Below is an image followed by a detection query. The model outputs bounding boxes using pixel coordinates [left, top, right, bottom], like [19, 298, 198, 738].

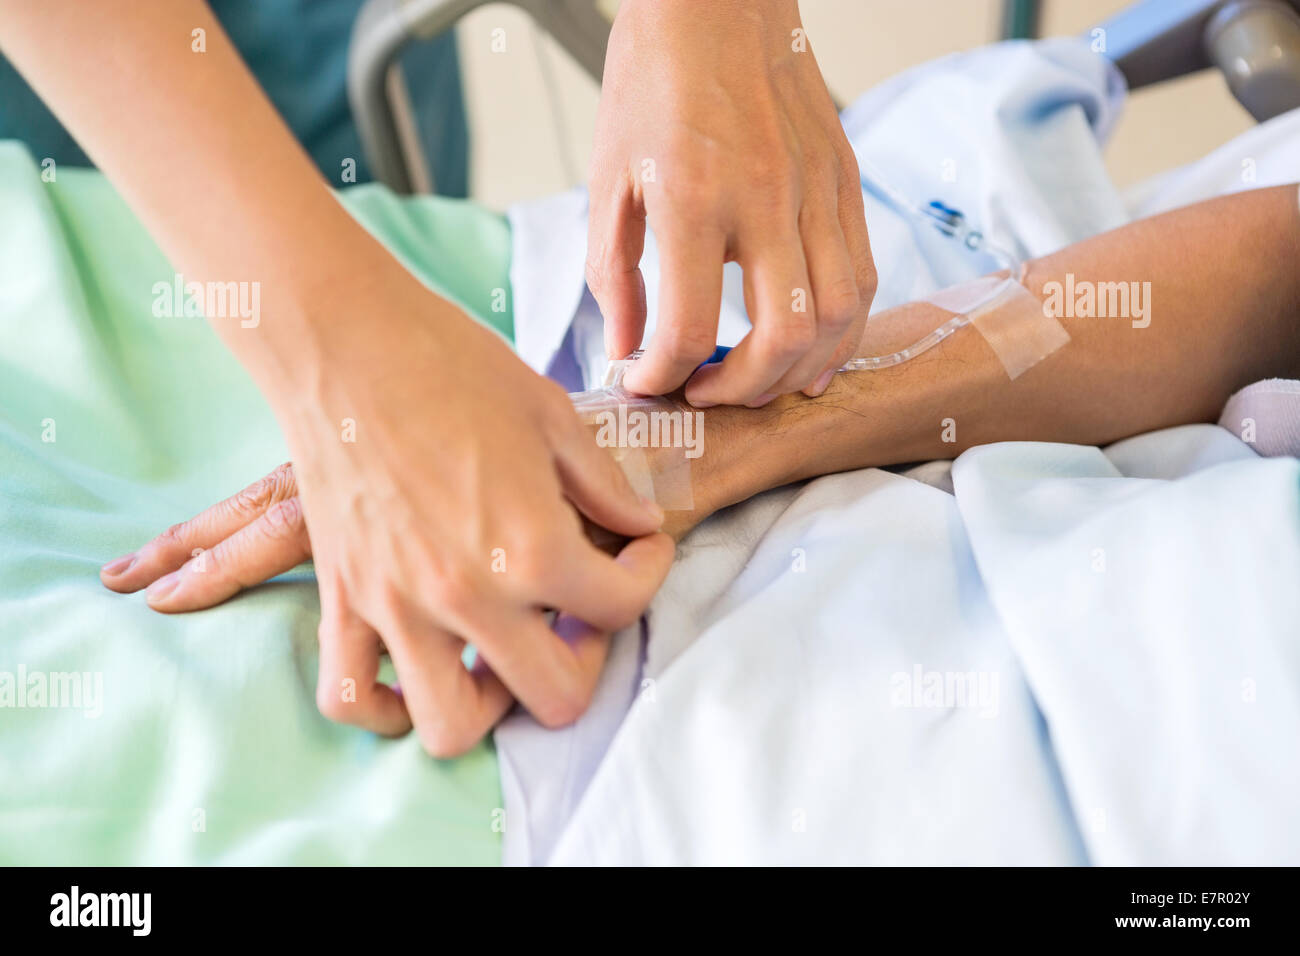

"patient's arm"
[705, 183, 1300, 506]
[105, 183, 1300, 604]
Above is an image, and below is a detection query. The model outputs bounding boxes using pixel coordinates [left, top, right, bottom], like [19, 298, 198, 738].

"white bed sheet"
[547, 428, 1300, 865]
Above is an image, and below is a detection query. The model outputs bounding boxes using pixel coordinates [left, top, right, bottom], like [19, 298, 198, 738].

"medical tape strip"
[923, 271, 1070, 380]
[573, 372, 696, 512]
[609, 443, 658, 506]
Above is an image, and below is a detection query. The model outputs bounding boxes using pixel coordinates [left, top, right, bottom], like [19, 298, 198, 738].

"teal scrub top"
[0, 0, 469, 196]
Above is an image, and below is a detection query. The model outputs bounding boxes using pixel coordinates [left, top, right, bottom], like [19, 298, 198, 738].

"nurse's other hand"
[587, 0, 876, 406]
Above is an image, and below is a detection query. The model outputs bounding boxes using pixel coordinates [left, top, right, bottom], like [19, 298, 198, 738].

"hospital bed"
[348, 0, 1300, 196]
[6, 1, 1299, 869]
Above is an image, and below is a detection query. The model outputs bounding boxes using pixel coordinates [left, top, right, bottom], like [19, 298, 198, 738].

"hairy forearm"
[699, 185, 1300, 508]
[0, 0, 402, 400]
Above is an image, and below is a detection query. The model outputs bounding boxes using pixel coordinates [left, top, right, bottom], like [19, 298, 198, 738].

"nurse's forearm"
[0, 0, 398, 400]
[705, 185, 1300, 503]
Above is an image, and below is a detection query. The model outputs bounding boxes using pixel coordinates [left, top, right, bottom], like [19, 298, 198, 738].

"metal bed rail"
[349, 0, 1300, 195]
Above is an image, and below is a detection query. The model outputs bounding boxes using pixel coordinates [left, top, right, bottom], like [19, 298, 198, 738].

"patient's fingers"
[100, 462, 298, 593]
[144, 496, 311, 612]
[315, 586, 411, 738]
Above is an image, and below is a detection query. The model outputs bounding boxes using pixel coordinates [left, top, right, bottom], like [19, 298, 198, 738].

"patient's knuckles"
[231, 473, 278, 518]
[270, 461, 296, 493]
[154, 521, 195, 556]
[260, 496, 307, 542]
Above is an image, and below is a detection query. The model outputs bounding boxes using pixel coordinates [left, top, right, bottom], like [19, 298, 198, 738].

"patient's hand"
[98, 399, 753, 612]
[100, 462, 311, 612]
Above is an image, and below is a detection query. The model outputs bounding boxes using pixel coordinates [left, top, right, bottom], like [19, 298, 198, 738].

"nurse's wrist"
[619, 0, 802, 48]
[245, 255, 476, 435]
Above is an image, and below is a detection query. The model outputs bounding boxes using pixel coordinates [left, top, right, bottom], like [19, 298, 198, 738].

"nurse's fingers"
[144, 496, 311, 612]
[768, 195, 861, 395]
[100, 462, 298, 593]
[804, 157, 877, 395]
[587, 173, 650, 361]
[684, 234, 815, 407]
[315, 585, 411, 738]
[619, 223, 726, 396]
[552, 405, 665, 540]
[381, 608, 513, 759]
[530, 530, 675, 634]
[475, 608, 612, 731]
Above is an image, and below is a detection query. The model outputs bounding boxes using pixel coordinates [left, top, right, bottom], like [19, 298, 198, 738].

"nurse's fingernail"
[807, 369, 836, 397]
[747, 393, 778, 408]
[146, 572, 181, 604]
[101, 553, 136, 576]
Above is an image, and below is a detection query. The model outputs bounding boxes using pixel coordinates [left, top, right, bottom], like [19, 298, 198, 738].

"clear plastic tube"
[838, 158, 1023, 371]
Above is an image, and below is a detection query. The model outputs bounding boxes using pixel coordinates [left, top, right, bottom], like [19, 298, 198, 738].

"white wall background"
[454, 0, 1256, 210]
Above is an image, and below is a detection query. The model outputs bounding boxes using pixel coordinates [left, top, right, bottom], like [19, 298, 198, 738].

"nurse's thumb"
[553, 416, 664, 538]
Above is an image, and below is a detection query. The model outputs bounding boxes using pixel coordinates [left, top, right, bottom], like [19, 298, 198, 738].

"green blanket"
[0, 141, 511, 864]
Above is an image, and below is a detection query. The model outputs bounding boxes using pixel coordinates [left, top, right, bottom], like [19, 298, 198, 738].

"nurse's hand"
[103, 282, 674, 758]
[587, 0, 876, 407]
[6, 0, 675, 759]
